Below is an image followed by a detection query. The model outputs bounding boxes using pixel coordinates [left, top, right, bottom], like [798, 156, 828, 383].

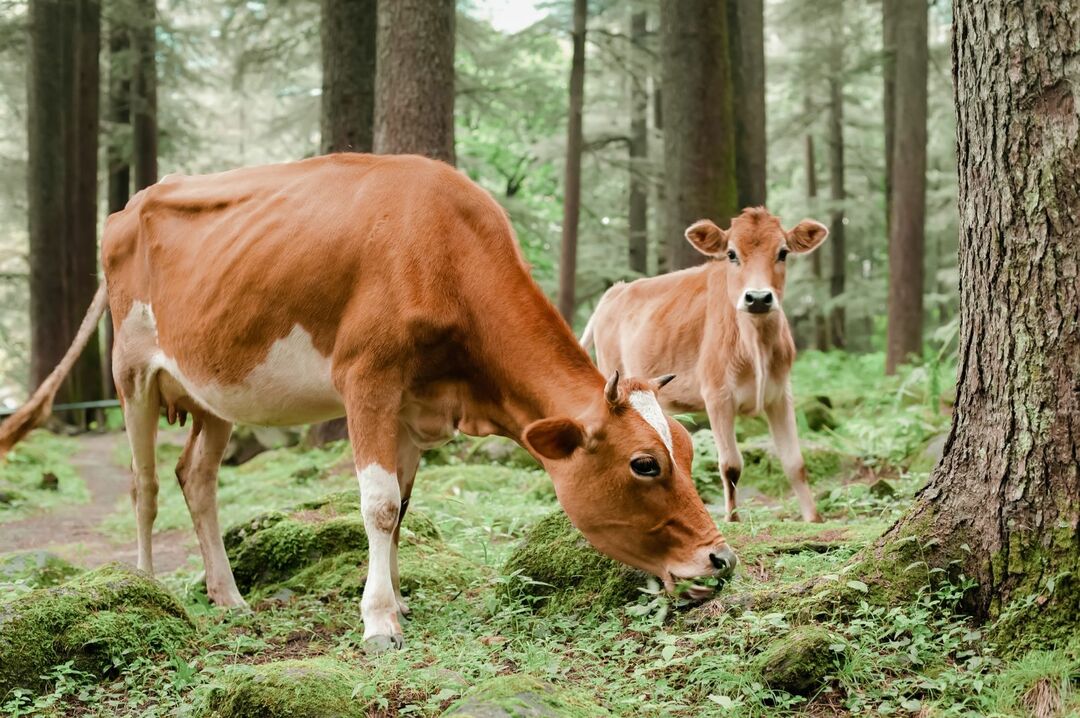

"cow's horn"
[605, 370, 621, 403]
[654, 374, 676, 390]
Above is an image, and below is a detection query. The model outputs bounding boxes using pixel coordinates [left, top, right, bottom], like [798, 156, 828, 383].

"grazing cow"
[0, 154, 736, 650]
[581, 208, 828, 523]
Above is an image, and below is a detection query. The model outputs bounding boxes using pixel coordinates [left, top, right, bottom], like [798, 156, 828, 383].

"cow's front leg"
[343, 378, 405, 652]
[392, 437, 421, 621]
[765, 389, 823, 523]
[705, 390, 742, 522]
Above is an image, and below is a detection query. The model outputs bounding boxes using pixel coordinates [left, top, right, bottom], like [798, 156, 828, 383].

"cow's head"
[685, 208, 828, 316]
[522, 373, 736, 597]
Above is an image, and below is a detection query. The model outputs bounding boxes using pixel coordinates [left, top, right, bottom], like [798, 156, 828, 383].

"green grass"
[0, 430, 87, 523]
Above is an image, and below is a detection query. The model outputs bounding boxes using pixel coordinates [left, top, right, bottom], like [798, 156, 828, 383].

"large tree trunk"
[627, 9, 648, 276]
[805, 121, 829, 352]
[660, 0, 738, 270]
[727, 0, 766, 210]
[373, 0, 455, 164]
[27, 0, 103, 411]
[882, 0, 896, 238]
[557, 0, 586, 322]
[826, 59, 846, 349]
[884, 0, 928, 374]
[321, 0, 376, 154]
[874, 0, 1080, 647]
[131, 0, 156, 190]
[104, 11, 130, 400]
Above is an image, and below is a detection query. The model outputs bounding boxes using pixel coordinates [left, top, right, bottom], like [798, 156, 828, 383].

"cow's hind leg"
[123, 382, 161, 574]
[175, 412, 245, 606]
[392, 438, 421, 620]
[706, 391, 742, 522]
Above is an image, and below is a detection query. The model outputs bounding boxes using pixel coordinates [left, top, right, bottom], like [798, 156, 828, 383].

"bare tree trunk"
[660, 0, 738, 270]
[871, 0, 1080, 648]
[883, 0, 897, 238]
[727, 0, 766, 209]
[653, 80, 667, 274]
[27, 0, 103, 413]
[373, 0, 455, 164]
[884, 0, 928, 374]
[627, 9, 648, 275]
[805, 123, 828, 352]
[827, 65, 846, 349]
[131, 0, 156, 190]
[557, 0, 586, 322]
[321, 0, 376, 154]
[104, 11, 130, 400]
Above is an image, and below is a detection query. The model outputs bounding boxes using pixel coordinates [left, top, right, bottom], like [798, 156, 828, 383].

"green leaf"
[846, 580, 869, 593]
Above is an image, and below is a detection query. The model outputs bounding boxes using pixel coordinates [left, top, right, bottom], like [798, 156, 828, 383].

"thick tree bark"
[27, 0, 103, 410]
[104, 13, 130, 400]
[883, 0, 897, 238]
[727, 0, 766, 209]
[321, 0, 376, 154]
[373, 0, 455, 164]
[557, 0, 586, 322]
[884, 0, 928, 373]
[660, 0, 738, 270]
[805, 124, 828, 351]
[875, 0, 1080, 646]
[627, 9, 648, 276]
[826, 65, 846, 349]
[131, 0, 156, 190]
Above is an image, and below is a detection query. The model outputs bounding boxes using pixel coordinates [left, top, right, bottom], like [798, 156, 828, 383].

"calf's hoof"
[364, 634, 405, 654]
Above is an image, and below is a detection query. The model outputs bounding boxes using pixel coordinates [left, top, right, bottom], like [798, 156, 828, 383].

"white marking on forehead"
[628, 390, 673, 457]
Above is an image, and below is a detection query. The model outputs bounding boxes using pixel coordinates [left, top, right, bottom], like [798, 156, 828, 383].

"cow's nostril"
[761, 292, 773, 305]
[744, 292, 755, 305]
[709, 552, 728, 572]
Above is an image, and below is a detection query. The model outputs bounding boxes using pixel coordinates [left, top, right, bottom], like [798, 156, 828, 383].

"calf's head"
[523, 373, 736, 596]
[685, 208, 828, 316]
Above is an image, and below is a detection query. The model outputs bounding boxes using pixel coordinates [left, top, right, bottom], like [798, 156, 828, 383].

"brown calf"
[582, 208, 828, 523]
[0, 155, 736, 650]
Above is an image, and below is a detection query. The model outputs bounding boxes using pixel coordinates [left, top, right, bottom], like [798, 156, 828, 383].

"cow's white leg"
[123, 386, 160, 574]
[175, 413, 246, 607]
[765, 391, 823, 523]
[392, 438, 421, 620]
[705, 391, 742, 522]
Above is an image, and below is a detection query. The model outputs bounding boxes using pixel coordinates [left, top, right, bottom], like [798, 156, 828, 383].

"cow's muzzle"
[743, 290, 774, 314]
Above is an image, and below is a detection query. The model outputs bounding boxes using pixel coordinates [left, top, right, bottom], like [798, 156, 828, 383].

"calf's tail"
[579, 307, 598, 350]
[0, 282, 109, 457]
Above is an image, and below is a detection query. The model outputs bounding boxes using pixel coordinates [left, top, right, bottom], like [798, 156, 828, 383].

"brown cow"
[581, 208, 828, 523]
[0, 154, 736, 650]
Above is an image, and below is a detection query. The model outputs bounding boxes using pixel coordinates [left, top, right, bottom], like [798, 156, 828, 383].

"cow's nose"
[744, 290, 773, 313]
[709, 546, 738, 578]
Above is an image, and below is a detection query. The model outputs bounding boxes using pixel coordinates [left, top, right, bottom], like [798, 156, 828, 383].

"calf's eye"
[726, 250, 739, 263]
[630, 456, 661, 478]
[778, 248, 789, 262]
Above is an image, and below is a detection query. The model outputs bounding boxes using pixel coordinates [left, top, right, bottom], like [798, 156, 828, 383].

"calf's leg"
[175, 413, 245, 606]
[392, 438, 421, 619]
[705, 392, 742, 522]
[765, 392, 822, 522]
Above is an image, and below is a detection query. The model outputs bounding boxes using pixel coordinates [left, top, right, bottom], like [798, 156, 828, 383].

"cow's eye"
[778, 248, 789, 262]
[726, 250, 739, 264]
[630, 455, 662, 478]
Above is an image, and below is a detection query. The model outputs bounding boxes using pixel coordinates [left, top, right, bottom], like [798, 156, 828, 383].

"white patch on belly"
[121, 301, 344, 425]
[628, 390, 673, 457]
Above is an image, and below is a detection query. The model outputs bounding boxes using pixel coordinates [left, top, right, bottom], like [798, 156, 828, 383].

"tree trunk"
[653, 80, 667, 274]
[882, 0, 896, 239]
[373, 0, 455, 164]
[805, 124, 828, 352]
[104, 12, 130, 400]
[321, 0, 376, 154]
[826, 64, 845, 349]
[557, 0, 586, 322]
[874, 0, 1080, 648]
[727, 0, 766, 210]
[27, 0, 103, 412]
[884, 0, 928, 374]
[660, 0, 738, 270]
[131, 0, 156, 190]
[627, 9, 648, 276]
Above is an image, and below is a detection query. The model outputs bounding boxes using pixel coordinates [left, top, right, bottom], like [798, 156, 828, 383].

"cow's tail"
[0, 281, 109, 457]
[579, 302, 600, 350]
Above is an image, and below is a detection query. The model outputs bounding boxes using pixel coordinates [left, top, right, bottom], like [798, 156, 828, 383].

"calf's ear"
[684, 220, 727, 257]
[523, 417, 585, 461]
[787, 220, 829, 253]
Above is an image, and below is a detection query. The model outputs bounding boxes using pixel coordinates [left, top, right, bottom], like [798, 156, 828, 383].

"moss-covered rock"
[0, 563, 194, 694]
[196, 658, 365, 718]
[798, 396, 839, 432]
[444, 675, 609, 717]
[223, 491, 469, 600]
[503, 511, 648, 614]
[753, 625, 842, 696]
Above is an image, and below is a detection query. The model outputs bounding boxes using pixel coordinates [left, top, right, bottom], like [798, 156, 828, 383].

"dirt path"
[0, 432, 194, 572]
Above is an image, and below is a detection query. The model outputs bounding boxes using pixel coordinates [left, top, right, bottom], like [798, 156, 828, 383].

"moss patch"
[0, 563, 194, 695]
[0, 550, 82, 589]
[753, 624, 841, 696]
[196, 658, 366, 718]
[444, 675, 609, 717]
[503, 511, 649, 615]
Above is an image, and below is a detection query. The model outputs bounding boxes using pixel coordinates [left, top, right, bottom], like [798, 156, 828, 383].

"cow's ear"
[523, 417, 585, 461]
[684, 220, 727, 257]
[787, 220, 829, 253]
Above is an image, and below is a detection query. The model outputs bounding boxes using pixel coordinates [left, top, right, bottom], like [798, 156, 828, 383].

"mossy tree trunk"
[874, 0, 1080, 644]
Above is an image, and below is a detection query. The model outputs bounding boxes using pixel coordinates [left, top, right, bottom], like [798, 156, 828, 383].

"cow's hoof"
[364, 634, 404, 654]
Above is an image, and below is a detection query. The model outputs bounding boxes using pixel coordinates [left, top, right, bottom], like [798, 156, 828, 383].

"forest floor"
[1, 352, 1077, 717]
